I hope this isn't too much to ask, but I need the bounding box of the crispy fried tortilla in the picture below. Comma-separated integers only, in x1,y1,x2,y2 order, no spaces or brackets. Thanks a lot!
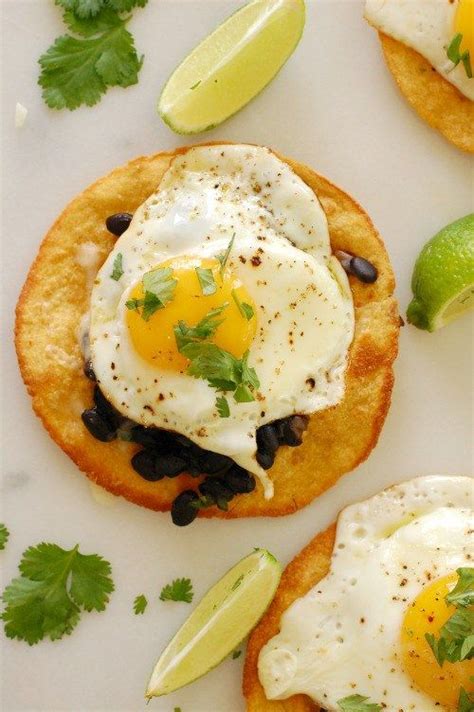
379,33,474,153
15,143,399,519
243,525,336,711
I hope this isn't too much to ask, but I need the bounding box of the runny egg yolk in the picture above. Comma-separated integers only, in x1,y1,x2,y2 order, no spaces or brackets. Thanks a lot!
401,572,474,709
454,0,474,61
126,256,257,373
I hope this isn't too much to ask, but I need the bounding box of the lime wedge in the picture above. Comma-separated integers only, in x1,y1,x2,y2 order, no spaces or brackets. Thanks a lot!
146,549,281,697
158,0,305,134
407,214,474,331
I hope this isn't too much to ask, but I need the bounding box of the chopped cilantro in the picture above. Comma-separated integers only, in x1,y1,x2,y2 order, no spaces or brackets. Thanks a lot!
232,289,254,321
110,252,123,280
196,266,217,296
126,267,177,321
458,687,474,712
159,578,193,603
173,304,228,350
216,234,235,275
133,594,147,614
0,524,9,551
216,395,230,418
337,695,382,712
1,542,113,645
426,567,474,666
232,649,242,659
446,33,472,79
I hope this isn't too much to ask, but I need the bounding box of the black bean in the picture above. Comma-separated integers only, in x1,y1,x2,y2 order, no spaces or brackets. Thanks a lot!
256,449,275,470
199,477,233,502
93,385,121,427
350,256,378,284
171,490,200,527
81,408,116,442
155,454,187,477
131,449,164,481
225,465,256,494
197,450,234,475
83,360,96,381
105,212,133,237
256,424,279,455
130,425,178,450
275,415,309,447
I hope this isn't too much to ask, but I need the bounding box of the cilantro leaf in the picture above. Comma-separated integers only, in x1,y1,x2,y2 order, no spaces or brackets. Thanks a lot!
446,33,473,79
216,234,235,275
196,267,217,296
63,6,123,38
2,543,113,644
174,305,228,350
159,578,194,603
126,268,177,321
232,649,242,659
426,608,474,666
458,687,474,712
55,0,103,19
108,0,148,11
337,695,382,712
216,395,230,418
38,25,143,110
110,252,124,280
232,289,254,321
447,568,474,608
0,524,9,551
133,594,147,615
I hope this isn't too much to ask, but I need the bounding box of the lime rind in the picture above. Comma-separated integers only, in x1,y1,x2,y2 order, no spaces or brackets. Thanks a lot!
146,549,281,698
158,0,306,135
407,213,474,332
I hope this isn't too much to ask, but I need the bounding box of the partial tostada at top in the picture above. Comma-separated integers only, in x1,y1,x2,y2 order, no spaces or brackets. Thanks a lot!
15,143,399,525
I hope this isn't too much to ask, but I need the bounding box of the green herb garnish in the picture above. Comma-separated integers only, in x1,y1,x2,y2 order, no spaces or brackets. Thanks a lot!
126,267,177,321
216,395,230,418
39,0,147,110
196,266,217,296
174,304,227,350
110,252,123,280
159,578,194,603
337,695,382,712
216,234,235,275
232,649,242,659
458,687,474,712
447,33,472,79
1,542,113,645
133,594,147,615
0,524,9,551
426,567,474,667
232,289,254,321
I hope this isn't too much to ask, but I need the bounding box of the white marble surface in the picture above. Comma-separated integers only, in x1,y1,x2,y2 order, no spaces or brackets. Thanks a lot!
0,1,472,711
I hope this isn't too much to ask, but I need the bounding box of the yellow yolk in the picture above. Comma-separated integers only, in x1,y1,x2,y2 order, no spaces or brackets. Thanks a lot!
126,256,257,372
401,572,474,709
455,0,474,60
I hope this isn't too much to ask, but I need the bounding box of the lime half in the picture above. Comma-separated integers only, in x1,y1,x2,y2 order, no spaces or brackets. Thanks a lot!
146,549,281,697
407,214,474,331
158,0,305,134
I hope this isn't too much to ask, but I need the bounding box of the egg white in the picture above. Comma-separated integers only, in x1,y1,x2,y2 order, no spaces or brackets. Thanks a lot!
258,475,474,709
89,145,354,496
365,0,474,101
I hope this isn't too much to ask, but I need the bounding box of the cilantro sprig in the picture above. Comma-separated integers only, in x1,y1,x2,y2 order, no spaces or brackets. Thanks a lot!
126,267,177,321
1,542,113,645
216,234,235,276
110,252,124,280
232,289,254,321
458,687,474,712
337,695,382,712
0,524,9,551
39,0,148,110
133,594,147,614
196,267,217,296
159,578,194,603
446,33,472,79
426,567,474,667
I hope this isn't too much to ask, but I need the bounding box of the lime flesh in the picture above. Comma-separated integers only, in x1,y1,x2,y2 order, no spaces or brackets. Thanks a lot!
407,213,474,331
146,549,281,697
158,0,306,134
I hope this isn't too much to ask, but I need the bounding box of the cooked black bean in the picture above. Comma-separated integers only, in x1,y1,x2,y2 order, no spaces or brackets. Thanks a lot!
93,385,121,427
275,415,309,446
256,449,275,470
225,465,256,494
199,477,233,502
83,360,96,381
350,256,378,283
155,454,187,477
131,449,164,481
171,490,200,526
130,425,179,450
197,450,234,475
105,212,133,237
81,408,116,442
256,424,279,455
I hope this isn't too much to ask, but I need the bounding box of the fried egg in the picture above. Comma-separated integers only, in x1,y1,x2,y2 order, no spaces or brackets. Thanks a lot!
258,475,474,709
89,145,354,497
365,0,474,101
